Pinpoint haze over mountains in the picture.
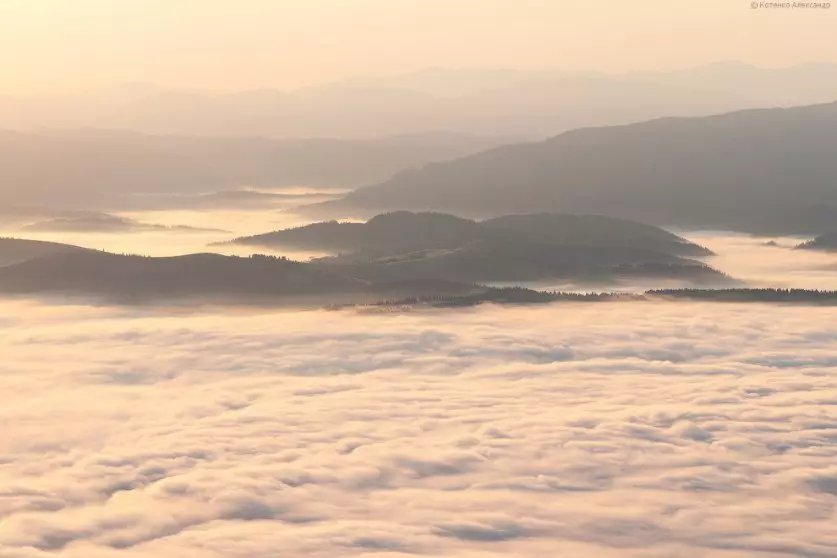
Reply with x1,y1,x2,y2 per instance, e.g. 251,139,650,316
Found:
308,102,837,235
1,62,835,295
7,0,837,552
0,130,506,208
3,63,837,138
4,63,837,234
20,214,225,234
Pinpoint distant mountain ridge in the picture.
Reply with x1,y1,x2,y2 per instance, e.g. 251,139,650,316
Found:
0,130,507,208
303,102,837,235
4,63,837,138
21,214,225,234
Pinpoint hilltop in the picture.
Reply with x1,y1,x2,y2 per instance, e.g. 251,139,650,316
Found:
226,211,721,285
796,232,837,253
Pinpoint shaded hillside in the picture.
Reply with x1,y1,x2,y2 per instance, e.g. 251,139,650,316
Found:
796,232,837,252
0,250,496,305
313,238,729,286
1,243,826,308
0,252,360,302
304,103,837,235
229,211,711,258
481,213,712,257
0,237,92,267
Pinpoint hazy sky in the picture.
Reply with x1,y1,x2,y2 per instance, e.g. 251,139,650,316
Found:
1,0,836,94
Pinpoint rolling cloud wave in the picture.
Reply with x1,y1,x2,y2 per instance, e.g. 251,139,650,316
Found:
1,300,837,556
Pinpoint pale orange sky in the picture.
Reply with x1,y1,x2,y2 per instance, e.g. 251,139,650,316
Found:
1,0,835,94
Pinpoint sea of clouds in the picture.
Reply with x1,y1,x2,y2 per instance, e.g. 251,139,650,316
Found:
2,299,837,557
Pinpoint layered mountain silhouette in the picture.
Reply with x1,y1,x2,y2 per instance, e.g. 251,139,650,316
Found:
4,63,837,138
303,102,837,235
0,130,506,208
2,240,823,308
114,189,337,211
796,232,837,252
227,212,725,285
0,220,730,304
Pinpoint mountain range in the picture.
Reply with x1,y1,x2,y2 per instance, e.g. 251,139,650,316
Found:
0,216,730,304
4,239,826,309
0,130,506,208
3,63,837,138
303,102,837,235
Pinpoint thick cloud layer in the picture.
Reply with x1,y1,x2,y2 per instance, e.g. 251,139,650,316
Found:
2,299,837,557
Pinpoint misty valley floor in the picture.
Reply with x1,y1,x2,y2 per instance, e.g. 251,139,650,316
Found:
2,300,837,557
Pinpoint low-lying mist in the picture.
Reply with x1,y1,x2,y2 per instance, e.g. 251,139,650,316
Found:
0,207,332,260
1,299,836,556
4,206,837,292
692,232,837,290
